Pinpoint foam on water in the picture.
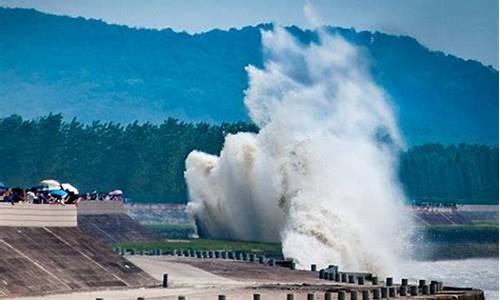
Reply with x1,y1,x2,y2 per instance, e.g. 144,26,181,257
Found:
185,26,415,275
403,258,499,300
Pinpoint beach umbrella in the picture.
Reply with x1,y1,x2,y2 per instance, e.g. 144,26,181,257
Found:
0,182,6,190
49,189,68,198
61,183,79,195
39,179,61,191
108,189,123,196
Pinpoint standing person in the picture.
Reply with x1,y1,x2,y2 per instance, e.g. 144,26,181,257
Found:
3,189,13,204
8,189,22,205
39,192,48,204
26,188,37,204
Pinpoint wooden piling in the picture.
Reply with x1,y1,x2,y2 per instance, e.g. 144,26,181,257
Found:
162,273,168,288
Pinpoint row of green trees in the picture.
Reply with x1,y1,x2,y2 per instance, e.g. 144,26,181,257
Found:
400,143,498,203
0,114,497,204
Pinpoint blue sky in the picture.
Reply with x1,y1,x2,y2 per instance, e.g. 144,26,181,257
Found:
1,0,498,68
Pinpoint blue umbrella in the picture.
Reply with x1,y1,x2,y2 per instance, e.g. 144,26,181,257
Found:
49,189,68,197
0,182,6,190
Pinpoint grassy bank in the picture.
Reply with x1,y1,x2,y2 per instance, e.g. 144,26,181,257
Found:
125,222,498,260
144,224,196,240
116,238,282,256
415,223,498,260
415,242,498,260
420,223,498,243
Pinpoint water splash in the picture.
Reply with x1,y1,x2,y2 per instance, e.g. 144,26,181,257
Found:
185,26,414,275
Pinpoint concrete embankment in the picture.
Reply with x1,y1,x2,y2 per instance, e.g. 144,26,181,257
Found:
77,200,161,244
9,254,485,300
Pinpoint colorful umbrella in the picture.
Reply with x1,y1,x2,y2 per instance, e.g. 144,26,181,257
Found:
61,183,79,195
49,189,68,198
108,189,123,196
39,179,61,191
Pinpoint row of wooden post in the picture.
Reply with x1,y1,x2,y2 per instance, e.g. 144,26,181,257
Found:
115,247,281,265
96,269,443,300
96,287,442,300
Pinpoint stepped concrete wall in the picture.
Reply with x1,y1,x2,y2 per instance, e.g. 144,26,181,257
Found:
77,200,127,215
77,201,160,244
0,226,158,298
0,203,76,227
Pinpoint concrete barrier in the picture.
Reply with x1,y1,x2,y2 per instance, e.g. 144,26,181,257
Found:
269,258,276,266
338,290,346,300
0,203,77,227
399,285,407,296
328,272,334,281
386,277,393,286
409,285,418,296
361,290,369,300
422,284,429,295
77,200,127,215
430,282,438,294
163,274,168,288
419,279,426,288
350,290,358,300
388,287,396,298
381,287,388,298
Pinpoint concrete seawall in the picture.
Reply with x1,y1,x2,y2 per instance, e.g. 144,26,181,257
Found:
0,203,76,227
77,200,160,244
77,200,127,215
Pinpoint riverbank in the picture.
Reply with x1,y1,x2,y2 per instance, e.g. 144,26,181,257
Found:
121,222,499,260
415,223,499,260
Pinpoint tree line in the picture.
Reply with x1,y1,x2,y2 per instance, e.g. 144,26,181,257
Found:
400,143,498,204
0,114,497,204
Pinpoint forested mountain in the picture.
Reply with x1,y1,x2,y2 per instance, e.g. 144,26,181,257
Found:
0,115,497,204
400,144,498,204
1,8,498,145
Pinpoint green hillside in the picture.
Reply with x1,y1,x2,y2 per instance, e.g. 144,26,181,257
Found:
0,8,498,145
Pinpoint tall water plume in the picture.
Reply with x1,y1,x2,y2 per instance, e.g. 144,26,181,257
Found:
185,26,414,275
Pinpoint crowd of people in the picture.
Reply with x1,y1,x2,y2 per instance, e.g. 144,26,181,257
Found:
0,180,123,205
0,187,78,205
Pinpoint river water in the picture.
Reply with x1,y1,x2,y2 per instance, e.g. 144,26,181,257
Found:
400,258,498,299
